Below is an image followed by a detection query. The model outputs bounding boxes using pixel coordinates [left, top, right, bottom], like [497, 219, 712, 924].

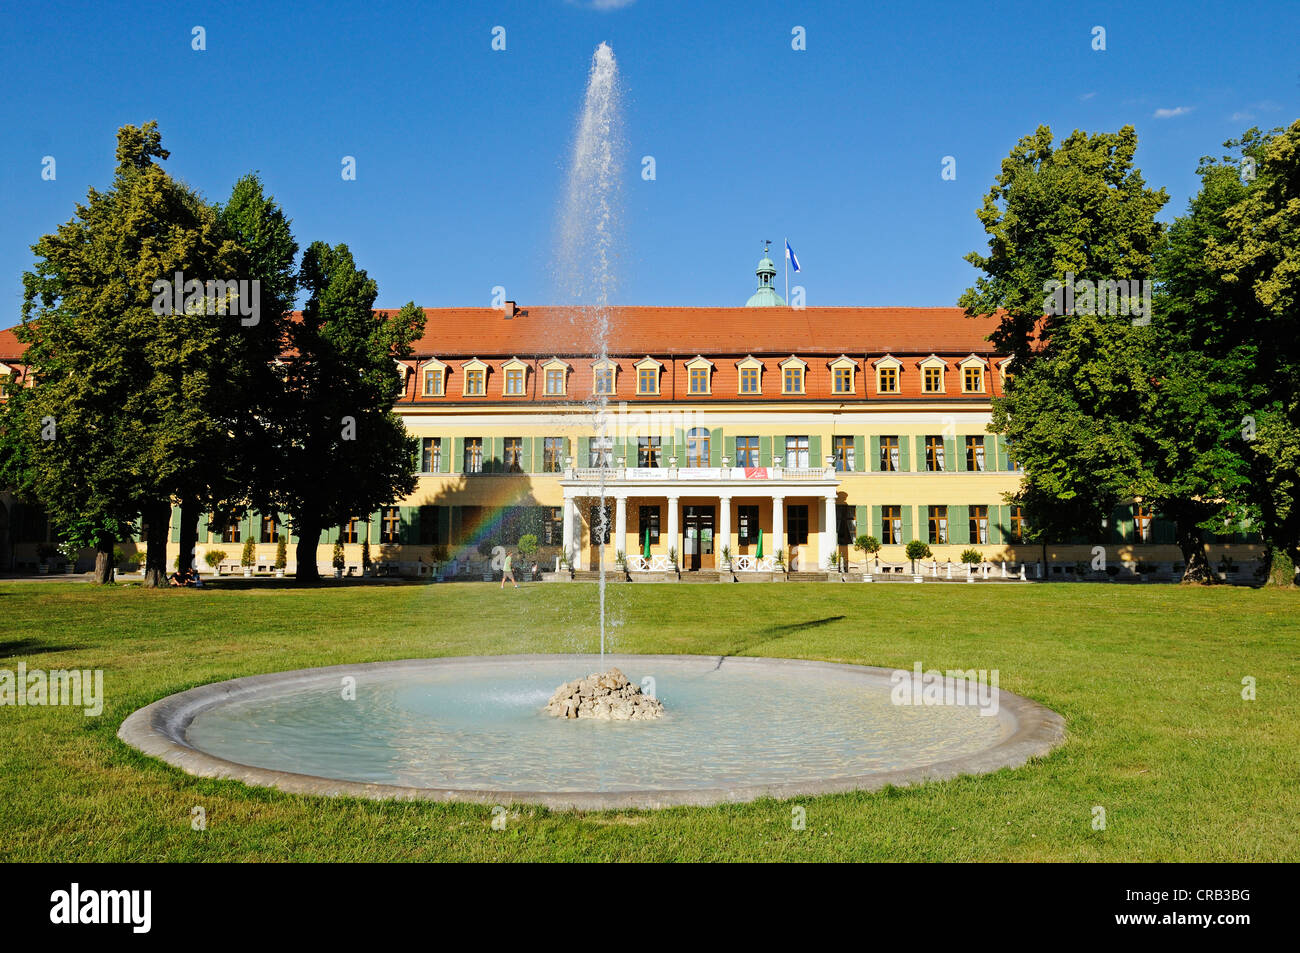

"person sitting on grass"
[168, 569, 185, 587]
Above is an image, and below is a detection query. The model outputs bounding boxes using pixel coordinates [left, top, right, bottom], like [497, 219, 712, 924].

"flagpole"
[784, 236, 789, 306]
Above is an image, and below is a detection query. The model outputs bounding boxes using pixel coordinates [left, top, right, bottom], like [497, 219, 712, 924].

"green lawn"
[0, 578, 1296, 862]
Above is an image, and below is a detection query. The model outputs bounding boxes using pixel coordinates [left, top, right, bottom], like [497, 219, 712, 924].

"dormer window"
[461, 358, 489, 397]
[918, 355, 947, 394]
[633, 356, 662, 396]
[874, 355, 902, 394]
[829, 356, 857, 395]
[736, 356, 764, 395]
[780, 357, 807, 395]
[685, 356, 714, 395]
[541, 358, 570, 396]
[592, 360, 617, 396]
[419, 359, 448, 397]
[959, 354, 988, 394]
[501, 358, 528, 397]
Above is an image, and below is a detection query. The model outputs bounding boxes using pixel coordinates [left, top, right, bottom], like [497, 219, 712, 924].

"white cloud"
[1153, 106, 1193, 119]
[1231, 111, 1255, 121]
[1079, 92, 1097, 101]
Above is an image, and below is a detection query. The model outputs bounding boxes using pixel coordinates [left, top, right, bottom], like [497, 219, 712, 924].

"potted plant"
[517, 534, 538, 580]
[332, 541, 346, 578]
[204, 550, 226, 576]
[615, 549, 629, 580]
[129, 551, 147, 575]
[558, 548, 575, 580]
[240, 537, 256, 577]
[905, 539, 932, 575]
[59, 542, 79, 574]
[274, 534, 287, 578]
[721, 543, 735, 579]
[37, 543, 57, 574]
[854, 534, 880, 576]
[774, 547, 786, 577]
[668, 545, 680, 579]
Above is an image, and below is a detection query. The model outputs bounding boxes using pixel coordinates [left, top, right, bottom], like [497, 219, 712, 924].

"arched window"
[686, 427, 710, 467]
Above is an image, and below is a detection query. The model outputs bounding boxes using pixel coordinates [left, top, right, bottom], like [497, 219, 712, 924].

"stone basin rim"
[117, 654, 1067, 811]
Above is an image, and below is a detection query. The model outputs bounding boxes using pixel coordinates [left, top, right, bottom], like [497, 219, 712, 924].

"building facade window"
[832, 365, 853, 394]
[418, 505, 440, 545]
[880, 435, 899, 472]
[923, 365, 943, 393]
[965, 435, 986, 471]
[882, 505, 902, 544]
[928, 505, 949, 544]
[787, 505, 809, 545]
[782, 365, 804, 394]
[637, 436, 661, 468]
[589, 436, 613, 468]
[688, 366, 709, 394]
[686, 427, 710, 467]
[464, 437, 483, 473]
[878, 365, 898, 393]
[1135, 504, 1154, 542]
[785, 435, 809, 468]
[837, 504, 856, 545]
[637, 366, 658, 395]
[740, 366, 760, 394]
[341, 518, 359, 544]
[963, 365, 983, 393]
[593, 366, 614, 395]
[1009, 505, 1025, 542]
[589, 502, 612, 544]
[421, 437, 441, 472]
[423, 368, 442, 396]
[220, 520, 240, 544]
[504, 367, 525, 396]
[380, 507, 400, 544]
[545, 367, 565, 395]
[464, 368, 485, 396]
[543, 507, 563, 546]
[735, 436, 760, 468]
[504, 437, 523, 472]
[260, 515, 278, 543]
[543, 437, 565, 473]
[737, 505, 759, 544]
[969, 505, 989, 545]
[639, 505, 660, 543]
[832, 435, 854, 472]
[925, 435, 945, 472]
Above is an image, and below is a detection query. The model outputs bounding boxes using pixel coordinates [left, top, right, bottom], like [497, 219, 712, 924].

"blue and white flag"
[785, 240, 801, 273]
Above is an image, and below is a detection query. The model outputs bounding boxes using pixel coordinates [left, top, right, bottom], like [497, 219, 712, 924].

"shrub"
[128, 551, 146, 568]
[332, 541, 345, 570]
[960, 548, 983, 565]
[904, 540, 932, 571]
[275, 535, 287, 570]
[240, 537, 256, 567]
[430, 544, 449, 564]
[361, 538, 372, 569]
[774, 547, 786, 571]
[204, 550, 226, 569]
[112, 546, 127, 567]
[854, 534, 881, 560]
[517, 534, 538, 560]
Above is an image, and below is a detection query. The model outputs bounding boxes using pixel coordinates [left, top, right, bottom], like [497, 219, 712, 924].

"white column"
[771, 495, 784, 558]
[822, 494, 837, 568]
[562, 495, 576, 570]
[614, 494, 627, 555]
[666, 495, 680, 563]
[718, 496, 731, 562]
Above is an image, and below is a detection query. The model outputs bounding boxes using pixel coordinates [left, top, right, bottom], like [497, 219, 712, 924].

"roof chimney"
[504, 300, 517, 319]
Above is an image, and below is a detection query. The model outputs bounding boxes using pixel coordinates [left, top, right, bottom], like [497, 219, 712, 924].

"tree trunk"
[1041, 540, 1049, 581]
[142, 500, 171, 588]
[1176, 519, 1213, 585]
[295, 521, 321, 582]
[1262, 543, 1298, 587]
[178, 499, 200, 573]
[93, 531, 115, 585]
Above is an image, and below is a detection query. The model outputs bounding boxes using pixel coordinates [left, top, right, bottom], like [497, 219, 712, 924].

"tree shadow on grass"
[0, 638, 86, 657]
[712, 615, 847, 666]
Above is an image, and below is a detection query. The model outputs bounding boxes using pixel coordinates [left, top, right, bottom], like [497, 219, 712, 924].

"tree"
[853, 534, 880, 565]
[1202, 121, 1300, 583]
[269, 242, 424, 581]
[904, 540, 932, 573]
[6, 122, 242, 586]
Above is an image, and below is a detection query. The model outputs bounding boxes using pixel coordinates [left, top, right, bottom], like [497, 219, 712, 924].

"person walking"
[500, 550, 518, 589]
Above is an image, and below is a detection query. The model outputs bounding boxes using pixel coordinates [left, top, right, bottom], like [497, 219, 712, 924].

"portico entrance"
[683, 505, 715, 570]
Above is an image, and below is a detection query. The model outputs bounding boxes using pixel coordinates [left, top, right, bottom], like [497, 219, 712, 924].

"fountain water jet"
[554, 42, 624, 668]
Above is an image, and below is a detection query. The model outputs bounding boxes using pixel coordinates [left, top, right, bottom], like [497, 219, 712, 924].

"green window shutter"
[808, 434, 821, 468]
[370, 510, 383, 542]
[870, 435, 881, 472]
[992, 435, 1006, 471]
[197, 513, 209, 542]
[401, 507, 417, 544]
[439, 438, 451, 473]
[898, 438, 911, 472]
[1120, 505, 1136, 543]
[323, 524, 337, 544]
[950, 505, 969, 545]
[578, 436, 590, 466]
[943, 436, 956, 473]
[491, 436, 503, 473]
[955, 437, 967, 471]
[855, 505, 868, 540]
[901, 505, 914, 542]
[710, 428, 723, 467]
[452, 437, 463, 473]
[1154, 517, 1175, 545]
[988, 504, 1003, 544]
[872, 506, 882, 541]
[170, 506, 182, 542]
[520, 438, 532, 474]
[914, 435, 925, 470]
[530, 436, 541, 473]
[725, 434, 736, 463]
[760, 435, 773, 466]
[853, 435, 864, 473]
[243, 511, 256, 541]
[437, 507, 451, 544]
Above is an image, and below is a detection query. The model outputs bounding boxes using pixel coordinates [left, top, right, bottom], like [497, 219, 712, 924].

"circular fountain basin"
[119, 655, 1065, 810]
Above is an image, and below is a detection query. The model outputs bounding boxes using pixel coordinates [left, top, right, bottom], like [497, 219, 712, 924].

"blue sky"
[1, 0, 1296, 313]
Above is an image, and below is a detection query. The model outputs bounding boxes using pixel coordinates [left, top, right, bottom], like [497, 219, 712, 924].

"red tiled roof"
[393, 306, 1000, 356]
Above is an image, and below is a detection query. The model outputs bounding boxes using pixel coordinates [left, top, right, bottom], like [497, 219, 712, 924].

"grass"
[0, 578, 1296, 861]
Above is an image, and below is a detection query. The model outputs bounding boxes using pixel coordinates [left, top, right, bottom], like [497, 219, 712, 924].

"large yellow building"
[0, 253, 1262, 579]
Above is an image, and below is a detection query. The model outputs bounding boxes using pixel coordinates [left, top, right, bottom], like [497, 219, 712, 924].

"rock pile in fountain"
[545, 668, 664, 721]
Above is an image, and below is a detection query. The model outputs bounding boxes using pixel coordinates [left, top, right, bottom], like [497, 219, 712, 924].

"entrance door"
[683, 506, 715, 570]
